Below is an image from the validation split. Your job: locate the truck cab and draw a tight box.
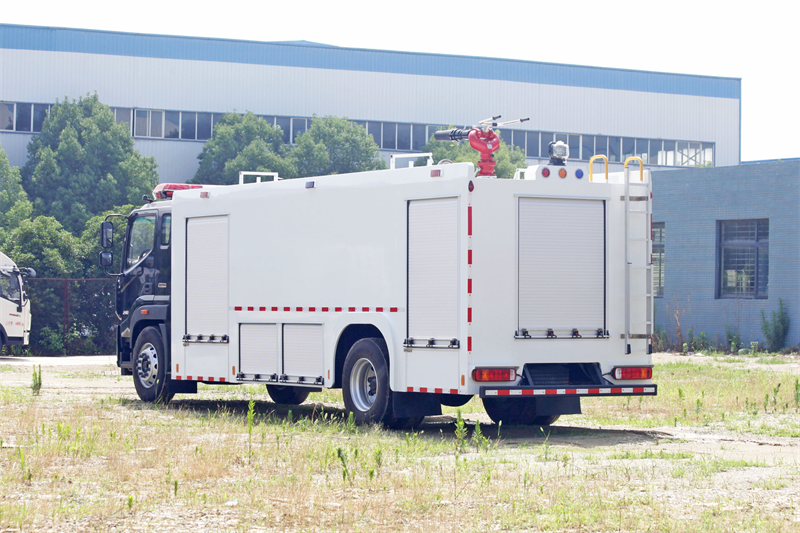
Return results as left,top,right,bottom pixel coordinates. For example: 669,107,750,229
0,252,33,352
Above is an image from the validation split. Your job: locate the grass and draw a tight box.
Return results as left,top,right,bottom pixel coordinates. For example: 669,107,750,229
0,362,797,531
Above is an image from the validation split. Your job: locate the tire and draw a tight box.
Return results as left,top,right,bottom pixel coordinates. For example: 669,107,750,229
342,337,409,427
266,385,311,405
482,397,560,426
440,394,473,408
132,326,174,404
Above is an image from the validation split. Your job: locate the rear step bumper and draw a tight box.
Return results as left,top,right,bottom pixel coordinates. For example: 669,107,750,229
480,385,657,398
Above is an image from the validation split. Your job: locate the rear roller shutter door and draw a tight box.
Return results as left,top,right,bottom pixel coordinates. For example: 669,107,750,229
186,216,229,336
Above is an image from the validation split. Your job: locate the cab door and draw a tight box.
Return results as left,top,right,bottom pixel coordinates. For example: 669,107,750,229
118,212,157,323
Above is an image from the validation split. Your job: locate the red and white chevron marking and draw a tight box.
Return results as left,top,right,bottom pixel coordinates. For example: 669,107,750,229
175,376,227,383
407,387,460,394
233,306,400,312
484,386,655,397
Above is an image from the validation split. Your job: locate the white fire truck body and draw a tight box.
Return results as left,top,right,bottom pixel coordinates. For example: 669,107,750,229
166,161,655,413
0,252,32,351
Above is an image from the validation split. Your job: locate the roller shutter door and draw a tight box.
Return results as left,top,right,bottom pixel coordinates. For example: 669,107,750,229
186,216,229,336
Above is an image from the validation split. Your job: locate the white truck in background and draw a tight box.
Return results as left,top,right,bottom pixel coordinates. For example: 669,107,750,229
0,252,34,353
100,119,657,427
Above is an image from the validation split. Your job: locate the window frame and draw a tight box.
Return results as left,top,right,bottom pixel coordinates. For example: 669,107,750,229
716,218,769,300
652,222,665,298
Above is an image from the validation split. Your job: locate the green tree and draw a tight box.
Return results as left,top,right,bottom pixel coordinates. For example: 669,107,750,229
1,216,82,279
0,143,33,241
191,112,296,184
21,94,159,235
416,128,527,180
292,116,385,177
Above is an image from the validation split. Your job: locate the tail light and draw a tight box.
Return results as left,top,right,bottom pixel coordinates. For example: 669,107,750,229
613,367,653,380
472,368,517,382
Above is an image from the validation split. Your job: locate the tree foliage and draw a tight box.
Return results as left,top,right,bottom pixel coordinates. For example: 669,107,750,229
191,112,296,184
416,128,527,179
21,94,159,234
0,143,33,240
292,116,385,177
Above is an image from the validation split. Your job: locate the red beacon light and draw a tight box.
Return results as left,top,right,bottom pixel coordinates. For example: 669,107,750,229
152,183,203,200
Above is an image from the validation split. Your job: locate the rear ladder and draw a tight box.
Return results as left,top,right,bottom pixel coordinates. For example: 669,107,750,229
623,157,652,354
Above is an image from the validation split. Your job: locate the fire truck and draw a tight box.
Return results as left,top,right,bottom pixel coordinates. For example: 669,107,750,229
0,252,34,353
100,117,657,427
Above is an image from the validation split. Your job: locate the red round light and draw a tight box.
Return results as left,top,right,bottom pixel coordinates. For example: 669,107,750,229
542,168,550,177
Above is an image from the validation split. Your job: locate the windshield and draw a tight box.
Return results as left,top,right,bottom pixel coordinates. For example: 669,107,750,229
0,271,21,304
126,215,156,269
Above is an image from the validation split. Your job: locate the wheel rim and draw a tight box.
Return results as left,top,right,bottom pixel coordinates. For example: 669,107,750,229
349,358,377,412
136,342,159,389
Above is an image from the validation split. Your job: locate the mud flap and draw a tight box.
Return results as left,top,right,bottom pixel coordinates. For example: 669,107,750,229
534,397,582,416
392,391,442,418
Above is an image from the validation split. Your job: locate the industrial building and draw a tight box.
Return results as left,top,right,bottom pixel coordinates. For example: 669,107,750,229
2,24,740,183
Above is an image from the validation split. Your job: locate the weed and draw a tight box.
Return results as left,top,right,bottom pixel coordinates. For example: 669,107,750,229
17,447,32,482
761,298,790,352
795,378,800,409
471,422,490,451
246,396,255,459
31,365,42,396
126,495,134,510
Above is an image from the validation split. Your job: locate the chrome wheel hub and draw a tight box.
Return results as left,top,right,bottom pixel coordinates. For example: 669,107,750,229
350,358,377,412
136,343,159,389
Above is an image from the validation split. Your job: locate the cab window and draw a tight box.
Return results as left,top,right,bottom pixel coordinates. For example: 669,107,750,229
126,215,156,268
160,214,171,247
0,272,21,304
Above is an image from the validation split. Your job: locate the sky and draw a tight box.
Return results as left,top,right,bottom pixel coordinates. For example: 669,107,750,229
2,0,799,162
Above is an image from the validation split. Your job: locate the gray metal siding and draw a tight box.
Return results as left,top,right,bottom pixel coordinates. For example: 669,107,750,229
652,161,800,349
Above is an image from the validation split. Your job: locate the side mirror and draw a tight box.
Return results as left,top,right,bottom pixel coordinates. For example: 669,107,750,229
100,251,114,268
100,221,114,249
24,268,36,278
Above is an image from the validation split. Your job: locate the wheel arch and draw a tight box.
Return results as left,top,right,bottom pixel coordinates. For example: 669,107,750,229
333,323,388,389
131,319,170,374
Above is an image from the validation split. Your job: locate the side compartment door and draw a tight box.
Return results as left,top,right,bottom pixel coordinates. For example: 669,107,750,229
184,215,230,380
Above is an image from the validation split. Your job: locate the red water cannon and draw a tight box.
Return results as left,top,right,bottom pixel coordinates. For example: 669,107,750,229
433,116,529,176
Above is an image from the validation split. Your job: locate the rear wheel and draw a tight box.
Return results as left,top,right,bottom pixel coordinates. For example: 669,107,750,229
482,397,560,426
132,326,174,404
342,337,412,428
266,385,311,405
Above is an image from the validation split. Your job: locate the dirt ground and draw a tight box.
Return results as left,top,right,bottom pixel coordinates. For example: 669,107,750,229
2,352,799,464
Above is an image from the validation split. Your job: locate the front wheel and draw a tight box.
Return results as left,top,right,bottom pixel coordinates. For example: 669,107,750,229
482,397,560,426
132,326,174,404
266,385,311,405
342,337,412,428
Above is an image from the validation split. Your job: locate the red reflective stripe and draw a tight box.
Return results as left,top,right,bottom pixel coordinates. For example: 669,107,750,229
322,307,329,312
197,376,203,381
390,307,398,312
497,390,509,396
467,337,472,351
450,389,458,394
434,388,443,394
187,376,192,380
522,389,533,395
545,389,557,395
296,307,303,312
589,388,600,394
219,377,226,383
247,307,254,311
259,307,266,311
362,307,369,312
634,387,644,393
234,306,242,311
566,389,577,395
376,307,384,312
611,388,622,394
407,387,414,392
468,279,472,293
467,308,472,322
420,387,428,393
335,307,342,312
348,307,356,312
208,377,215,382
309,307,316,312
176,376,182,380
468,206,472,236
468,250,472,265
284,307,290,312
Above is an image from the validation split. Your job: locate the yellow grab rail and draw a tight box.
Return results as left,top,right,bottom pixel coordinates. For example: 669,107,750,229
589,155,608,182
624,157,644,181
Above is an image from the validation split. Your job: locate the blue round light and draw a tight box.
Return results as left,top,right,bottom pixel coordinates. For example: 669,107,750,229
575,169,584,179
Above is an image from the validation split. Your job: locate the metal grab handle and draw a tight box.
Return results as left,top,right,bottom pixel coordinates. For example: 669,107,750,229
589,155,608,182
624,157,644,181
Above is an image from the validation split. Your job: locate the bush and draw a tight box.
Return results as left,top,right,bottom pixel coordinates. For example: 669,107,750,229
761,299,790,353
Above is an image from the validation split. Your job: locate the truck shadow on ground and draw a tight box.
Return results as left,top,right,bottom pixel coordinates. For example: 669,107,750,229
148,398,662,448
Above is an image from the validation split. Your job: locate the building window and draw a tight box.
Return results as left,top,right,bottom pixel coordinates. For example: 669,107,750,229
718,219,769,299
652,222,665,298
